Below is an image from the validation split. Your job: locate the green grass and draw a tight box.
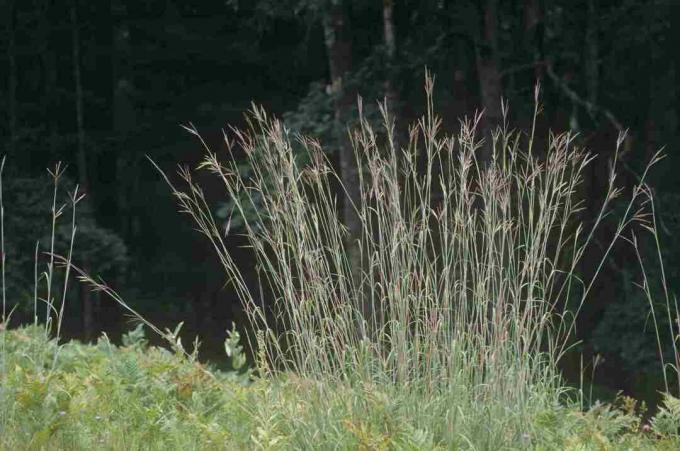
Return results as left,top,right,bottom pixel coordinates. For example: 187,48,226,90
1,324,679,450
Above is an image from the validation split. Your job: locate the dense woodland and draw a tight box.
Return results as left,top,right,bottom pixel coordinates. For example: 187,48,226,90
1,0,678,401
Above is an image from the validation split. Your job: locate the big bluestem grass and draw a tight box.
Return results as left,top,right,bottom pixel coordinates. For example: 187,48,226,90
1,78,678,447
632,195,680,395
155,75,665,439
0,161,83,437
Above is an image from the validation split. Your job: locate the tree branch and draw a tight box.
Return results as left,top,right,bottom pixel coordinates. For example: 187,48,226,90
545,62,624,133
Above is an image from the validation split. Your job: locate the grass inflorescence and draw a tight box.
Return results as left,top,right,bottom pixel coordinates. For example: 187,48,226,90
153,77,678,448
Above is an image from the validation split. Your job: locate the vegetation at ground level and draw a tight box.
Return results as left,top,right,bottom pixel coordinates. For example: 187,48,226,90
0,325,679,450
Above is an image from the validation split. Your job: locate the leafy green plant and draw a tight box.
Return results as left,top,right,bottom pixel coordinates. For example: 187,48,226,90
0,325,255,450
4,322,679,449
225,322,247,372
651,394,680,437
121,323,148,349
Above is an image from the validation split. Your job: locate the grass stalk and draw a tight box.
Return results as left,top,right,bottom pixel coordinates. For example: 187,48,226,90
156,78,663,442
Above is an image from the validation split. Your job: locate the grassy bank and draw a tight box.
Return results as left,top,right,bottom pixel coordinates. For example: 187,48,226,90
1,325,679,450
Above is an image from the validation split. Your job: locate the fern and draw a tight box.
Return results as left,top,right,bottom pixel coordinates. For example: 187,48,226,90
651,394,680,437
121,323,147,349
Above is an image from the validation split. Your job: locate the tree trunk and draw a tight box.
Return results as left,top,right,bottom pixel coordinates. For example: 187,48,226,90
112,0,135,236
524,0,544,82
382,0,399,136
71,3,88,195
585,0,598,108
6,0,17,156
644,2,675,164
322,2,365,326
450,39,472,127
578,0,619,341
674,3,680,146
475,0,502,165
40,0,58,155
71,0,94,341
109,0,136,336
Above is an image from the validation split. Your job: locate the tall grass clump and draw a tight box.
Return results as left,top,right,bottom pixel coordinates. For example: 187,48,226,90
158,77,664,447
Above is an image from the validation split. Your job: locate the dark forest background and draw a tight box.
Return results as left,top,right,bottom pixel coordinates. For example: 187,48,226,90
1,0,678,401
